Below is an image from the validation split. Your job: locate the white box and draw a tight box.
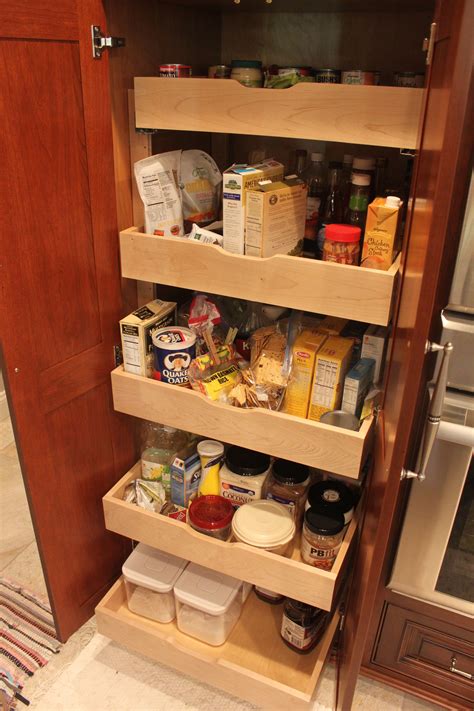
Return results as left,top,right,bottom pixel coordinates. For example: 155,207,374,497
120,299,176,377
222,159,284,254
361,325,388,384
174,563,248,646
122,543,188,623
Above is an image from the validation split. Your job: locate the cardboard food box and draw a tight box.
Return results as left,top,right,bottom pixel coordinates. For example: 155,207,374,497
223,159,285,254
316,316,349,335
361,198,402,270
120,299,177,378
170,445,201,508
361,325,388,384
245,178,307,257
308,336,353,421
342,357,376,417
283,330,327,419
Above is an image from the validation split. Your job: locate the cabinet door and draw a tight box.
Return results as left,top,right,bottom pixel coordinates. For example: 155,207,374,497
0,0,135,641
337,1,474,708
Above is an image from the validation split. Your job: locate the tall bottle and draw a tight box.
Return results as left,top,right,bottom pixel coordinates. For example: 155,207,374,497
302,152,327,255
341,154,353,213
315,162,343,259
140,421,189,497
352,157,376,201
293,148,308,177
346,173,371,255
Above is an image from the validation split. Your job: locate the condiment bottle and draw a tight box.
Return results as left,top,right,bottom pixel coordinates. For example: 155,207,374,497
263,459,311,527
301,508,345,570
316,161,344,259
281,599,328,654
219,446,271,507
293,148,308,177
197,440,224,496
346,173,371,239
352,156,376,200
305,479,355,528
302,153,327,255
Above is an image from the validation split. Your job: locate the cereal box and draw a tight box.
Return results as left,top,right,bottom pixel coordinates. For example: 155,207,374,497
308,336,353,421
283,330,327,419
120,299,177,378
342,357,376,417
316,316,349,335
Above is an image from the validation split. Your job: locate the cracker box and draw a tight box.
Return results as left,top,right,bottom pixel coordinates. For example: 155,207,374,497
316,316,349,336
308,336,353,421
283,330,327,419
361,325,388,384
342,357,376,417
120,299,177,377
245,178,307,257
223,159,284,254
361,197,402,270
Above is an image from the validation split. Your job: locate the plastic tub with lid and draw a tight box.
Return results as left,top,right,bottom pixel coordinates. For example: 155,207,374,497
122,543,188,623
188,494,234,540
232,499,296,555
174,563,249,646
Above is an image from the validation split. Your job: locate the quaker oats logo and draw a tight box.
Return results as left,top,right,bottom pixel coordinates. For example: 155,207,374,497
270,195,278,206
164,352,191,371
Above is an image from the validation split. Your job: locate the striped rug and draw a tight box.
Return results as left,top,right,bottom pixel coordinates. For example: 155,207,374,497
0,578,61,708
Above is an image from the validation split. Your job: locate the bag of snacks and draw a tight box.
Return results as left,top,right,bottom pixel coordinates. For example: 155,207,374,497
134,151,184,237
123,479,166,513
179,150,222,233
188,344,242,401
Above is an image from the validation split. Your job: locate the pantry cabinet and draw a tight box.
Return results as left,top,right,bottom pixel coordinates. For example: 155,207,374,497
1,0,471,709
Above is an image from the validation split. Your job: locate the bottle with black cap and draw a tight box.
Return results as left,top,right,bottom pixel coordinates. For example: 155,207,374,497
219,446,271,508
305,479,355,528
301,508,345,570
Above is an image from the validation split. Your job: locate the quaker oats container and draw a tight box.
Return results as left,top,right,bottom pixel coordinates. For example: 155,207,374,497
152,327,196,386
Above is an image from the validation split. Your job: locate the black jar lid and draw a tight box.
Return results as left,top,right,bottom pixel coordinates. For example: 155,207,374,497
304,507,345,536
272,459,310,486
307,480,354,515
225,446,270,476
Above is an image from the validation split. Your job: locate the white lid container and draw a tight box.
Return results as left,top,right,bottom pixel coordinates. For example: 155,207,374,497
232,500,296,553
174,563,245,645
122,543,188,624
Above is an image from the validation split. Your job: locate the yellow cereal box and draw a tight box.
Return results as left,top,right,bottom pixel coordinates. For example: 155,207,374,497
361,197,402,270
316,316,348,335
308,336,353,421
283,331,327,419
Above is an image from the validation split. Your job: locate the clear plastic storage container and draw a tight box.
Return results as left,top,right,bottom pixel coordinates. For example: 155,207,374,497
122,543,188,623
174,563,248,646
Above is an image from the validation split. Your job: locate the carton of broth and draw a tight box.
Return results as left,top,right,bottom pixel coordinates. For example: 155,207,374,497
361,197,402,270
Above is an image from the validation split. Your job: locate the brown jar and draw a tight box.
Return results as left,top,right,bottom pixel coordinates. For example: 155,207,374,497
301,508,345,570
280,599,328,653
263,459,310,527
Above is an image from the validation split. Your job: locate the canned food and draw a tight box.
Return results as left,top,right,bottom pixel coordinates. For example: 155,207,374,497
342,70,377,85
278,66,312,77
314,69,341,84
394,72,424,88
159,64,192,78
208,64,231,79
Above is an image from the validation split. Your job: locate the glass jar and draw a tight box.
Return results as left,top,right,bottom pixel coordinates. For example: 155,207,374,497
263,459,310,527
230,60,263,88
281,599,328,653
301,508,345,570
219,446,271,507
305,480,355,528
188,495,234,540
322,223,361,265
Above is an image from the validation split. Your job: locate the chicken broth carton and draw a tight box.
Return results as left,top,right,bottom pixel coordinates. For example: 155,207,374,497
283,330,327,419
223,159,284,254
361,197,402,270
245,178,307,257
308,336,353,421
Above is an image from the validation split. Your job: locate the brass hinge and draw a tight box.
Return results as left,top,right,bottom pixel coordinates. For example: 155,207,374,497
91,25,125,59
422,22,437,66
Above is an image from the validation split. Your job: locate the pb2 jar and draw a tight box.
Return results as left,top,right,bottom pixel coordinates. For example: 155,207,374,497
301,508,345,570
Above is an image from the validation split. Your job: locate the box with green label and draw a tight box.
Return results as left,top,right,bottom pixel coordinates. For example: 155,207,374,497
120,299,177,378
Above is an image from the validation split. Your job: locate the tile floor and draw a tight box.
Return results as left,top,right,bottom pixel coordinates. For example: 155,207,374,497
0,413,443,710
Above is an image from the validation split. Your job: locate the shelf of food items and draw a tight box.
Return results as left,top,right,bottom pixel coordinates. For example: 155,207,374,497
134,63,423,149
96,575,340,709
115,292,386,476
104,454,358,610
128,146,404,326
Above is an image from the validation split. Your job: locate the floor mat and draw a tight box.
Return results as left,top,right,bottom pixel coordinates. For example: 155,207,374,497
0,578,61,709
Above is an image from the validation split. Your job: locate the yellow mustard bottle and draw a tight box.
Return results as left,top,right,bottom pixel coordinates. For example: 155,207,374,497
197,440,225,496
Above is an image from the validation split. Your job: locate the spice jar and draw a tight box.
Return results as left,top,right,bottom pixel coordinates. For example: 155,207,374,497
263,459,310,526
322,224,361,265
301,508,345,570
188,495,234,540
231,60,263,88
219,446,271,507
281,599,328,653
305,480,355,528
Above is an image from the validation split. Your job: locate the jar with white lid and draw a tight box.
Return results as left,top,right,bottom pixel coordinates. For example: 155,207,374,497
219,446,271,508
122,543,188,623
231,60,263,88
174,562,249,646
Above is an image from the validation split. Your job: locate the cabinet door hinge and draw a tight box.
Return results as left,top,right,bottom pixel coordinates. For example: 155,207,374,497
91,25,125,59
422,22,437,66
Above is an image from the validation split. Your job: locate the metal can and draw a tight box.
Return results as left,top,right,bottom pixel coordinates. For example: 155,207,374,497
394,71,424,88
208,64,231,79
278,66,312,77
159,64,192,78
342,70,377,85
314,69,341,84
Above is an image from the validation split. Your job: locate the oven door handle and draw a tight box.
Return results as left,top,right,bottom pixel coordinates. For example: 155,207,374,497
401,341,454,482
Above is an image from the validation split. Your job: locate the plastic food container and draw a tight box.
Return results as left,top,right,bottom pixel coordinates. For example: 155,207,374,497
230,60,263,88
122,543,188,623
232,499,296,555
322,224,361,265
305,479,355,526
301,508,345,570
151,327,196,386
188,495,234,540
174,563,247,646
219,446,271,507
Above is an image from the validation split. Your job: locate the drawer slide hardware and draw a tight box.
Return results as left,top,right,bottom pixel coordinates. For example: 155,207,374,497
401,340,453,482
450,655,473,680
91,25,125,59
